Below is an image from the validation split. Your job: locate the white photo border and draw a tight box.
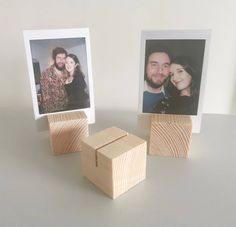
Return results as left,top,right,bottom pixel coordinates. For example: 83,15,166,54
23,28,95,124
138,30,211,133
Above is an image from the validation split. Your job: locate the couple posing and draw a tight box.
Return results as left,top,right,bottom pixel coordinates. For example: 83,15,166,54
40,47,90,113
143,46,200,115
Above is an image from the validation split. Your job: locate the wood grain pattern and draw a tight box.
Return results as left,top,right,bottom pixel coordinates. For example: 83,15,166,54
149,114,192,158
81,127,146,199
48,111,88,155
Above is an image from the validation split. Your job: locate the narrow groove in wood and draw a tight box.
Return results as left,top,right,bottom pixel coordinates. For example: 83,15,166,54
95,134,128,167
81,128,146,199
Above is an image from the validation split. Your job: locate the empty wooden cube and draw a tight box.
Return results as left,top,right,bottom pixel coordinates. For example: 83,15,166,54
47,111,88,155
149,114,192,158
81,127,147,199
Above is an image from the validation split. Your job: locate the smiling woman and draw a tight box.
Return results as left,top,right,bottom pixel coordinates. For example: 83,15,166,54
64,53,90,110
154,56,200,115
170,63,192,96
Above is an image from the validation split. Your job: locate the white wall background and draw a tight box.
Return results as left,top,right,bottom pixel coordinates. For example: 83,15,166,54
1,0,236,114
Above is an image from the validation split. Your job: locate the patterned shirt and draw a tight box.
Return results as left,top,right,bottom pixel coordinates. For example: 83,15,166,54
40,65,68,113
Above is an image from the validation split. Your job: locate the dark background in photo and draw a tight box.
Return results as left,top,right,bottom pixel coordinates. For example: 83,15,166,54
145,39,205,83
143,39,206,116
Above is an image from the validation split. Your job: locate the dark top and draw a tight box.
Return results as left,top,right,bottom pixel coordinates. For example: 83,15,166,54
154,95,199,115
64,74,90,110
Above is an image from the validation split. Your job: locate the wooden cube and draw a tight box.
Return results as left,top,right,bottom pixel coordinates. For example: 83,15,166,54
81,127,147,199
48,111,88,155
149,114,192,158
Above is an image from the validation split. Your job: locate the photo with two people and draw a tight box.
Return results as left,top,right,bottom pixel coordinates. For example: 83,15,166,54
30,38,90,115
143,39,205,116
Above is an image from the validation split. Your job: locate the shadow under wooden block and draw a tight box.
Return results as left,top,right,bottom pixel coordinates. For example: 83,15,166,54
149,114,192,158
48,111,88,155
81,127,147,199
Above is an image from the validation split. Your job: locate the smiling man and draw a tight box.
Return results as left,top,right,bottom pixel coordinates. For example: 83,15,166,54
143,48,171,113
40,47,68,113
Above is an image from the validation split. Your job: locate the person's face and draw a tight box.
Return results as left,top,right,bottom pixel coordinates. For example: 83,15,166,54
54,53,66,70
65,56,77,74
170,63,192,91
146,52,170,89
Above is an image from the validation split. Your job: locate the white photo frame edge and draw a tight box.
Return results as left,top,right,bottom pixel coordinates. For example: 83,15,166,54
138,29,211,133
23,28,95,124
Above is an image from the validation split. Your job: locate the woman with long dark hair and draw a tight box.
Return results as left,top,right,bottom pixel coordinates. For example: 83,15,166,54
64,54,90,110
154,56,200,115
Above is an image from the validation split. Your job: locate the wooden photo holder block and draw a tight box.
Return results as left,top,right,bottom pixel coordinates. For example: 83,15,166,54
149,114,192,158
81,127,147,199
47,111,88,155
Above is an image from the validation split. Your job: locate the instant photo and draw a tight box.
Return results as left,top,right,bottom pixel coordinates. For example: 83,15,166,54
24,28,95,123
138,30,211,132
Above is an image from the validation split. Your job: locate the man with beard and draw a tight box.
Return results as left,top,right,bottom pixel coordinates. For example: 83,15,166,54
40,47,68,113
143,48,171,113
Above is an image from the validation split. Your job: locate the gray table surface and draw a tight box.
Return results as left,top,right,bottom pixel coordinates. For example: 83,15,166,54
0,108,236,227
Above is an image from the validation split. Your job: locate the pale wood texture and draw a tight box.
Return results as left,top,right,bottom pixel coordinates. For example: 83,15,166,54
81,127,146,199
149,114,192,158
48,112,88,155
